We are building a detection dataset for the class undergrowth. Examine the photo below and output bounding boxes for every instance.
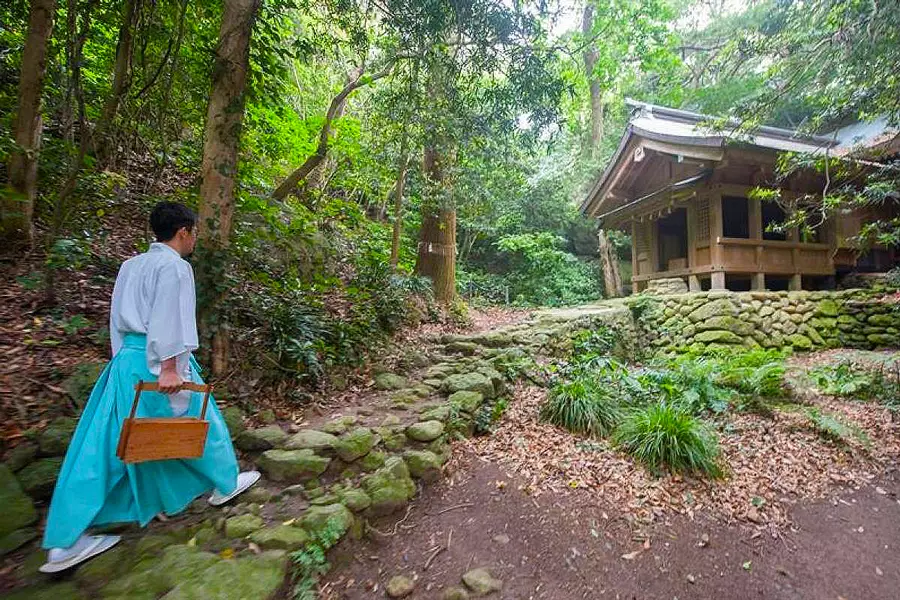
[811,361,900,413]
[540,378,623,437]
[290,518,346,600]
[614,402,724,478]
[803,407,871,449]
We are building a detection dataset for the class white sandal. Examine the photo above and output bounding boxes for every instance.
[39,534,121,573]
[208,470,261,506]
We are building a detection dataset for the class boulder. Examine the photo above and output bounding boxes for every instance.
[0,465,37,537]
[0,527,37,556]
[406,421,444,442]
[386,575,416,598]
[442,586,471,600]
[359,451,387,472]
[403,450,442,481]
[448,390,484,413]
[376,428,407,451]
[694,315,753,336]
[816,299,840,317]
[156,545,222,588]
[224,514,264,538]
[868,313,898,328]
[420,405,451,422]
[248,524,309,550]
[285,430,338,452]
[320,415,358,435]
[301,503,354,538]
[5,442,38,472]
[787,334,813,351]
[442,373,494,398]
[375,373,408,391]
[340,488,372,512]
[161,550,287,600]
[462,567,503,595]
[257,449,330,482]
[4,582,85,600]
[220,407,245,438]
[234,425,287,451]
[446,341,479,355]
[333,427,378,462]
[16,457,62,500]
[362,457,417,516]
[37,417,77,456]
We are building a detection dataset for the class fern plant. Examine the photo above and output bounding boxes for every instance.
[291,517,347,600]
[614,402,723,478]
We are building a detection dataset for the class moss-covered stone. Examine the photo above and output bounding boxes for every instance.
[4,582,86,600]
[285,429,338,452]
[16,457,61,500]
[320,415,358,435]
[334,427,377,462]
[248,524,309,550]
[257,449,330,482]
[301,503,354,538]
[403,450,442,481]
[220,407,245,438]
[0,465,37,538]
[234,425,287,451]
[447,390,484,413]
[375,373,408,390]
[693,330,742,344]
[340,488,372,512]
[160,551,287,600]
[787,334,814,350]
[816,299,840,317]
[687,298,737,322]
[225,514,265,538]
[406,420,444,442]
[0,527,37,556]
[359,450,387,472]
[362,456,417,516]
[37,417,77,456]
[442,373,494,398]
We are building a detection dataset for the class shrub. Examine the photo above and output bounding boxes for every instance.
[614,402,723,478]
[540,377,623,437]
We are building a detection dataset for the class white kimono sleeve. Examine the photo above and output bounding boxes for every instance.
[146,260,200,376]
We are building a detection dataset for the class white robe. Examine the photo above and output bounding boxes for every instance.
[109,242,200,414]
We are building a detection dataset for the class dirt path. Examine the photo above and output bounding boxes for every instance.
[323,450,900,599]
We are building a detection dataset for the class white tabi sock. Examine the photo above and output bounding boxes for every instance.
[48,533,95,562]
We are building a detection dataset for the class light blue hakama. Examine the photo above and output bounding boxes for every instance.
[42,333,238,549]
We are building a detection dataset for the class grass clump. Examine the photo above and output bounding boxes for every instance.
[614,402,724,478]
[540,378,623,437]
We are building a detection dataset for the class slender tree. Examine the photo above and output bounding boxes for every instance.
[3,0,56,245]
[197,0,261,375]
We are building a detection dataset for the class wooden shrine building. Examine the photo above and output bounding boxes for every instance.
[582,100,899,293]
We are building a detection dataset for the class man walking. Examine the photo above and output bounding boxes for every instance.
[40,201,259,573]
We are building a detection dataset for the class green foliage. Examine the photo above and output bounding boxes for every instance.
[474,396,508,435]
[60,314,92,335]
[290,516,346,600]
[803,408,870,449]
[614,402,723,478]
[63,362,104,409]
[489,232,600,306]
[811,361,900,413]
[540,377,624,438]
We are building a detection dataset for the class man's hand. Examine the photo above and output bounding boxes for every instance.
[158,358,183,394]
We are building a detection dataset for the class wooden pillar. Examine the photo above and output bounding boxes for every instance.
[689,275,701,292]
[789,273,802,291]
[631,220,639,280]
[686,202,697,269]
[711,271,726,290]
[752,272,765,291]
[709,191,723,268]
[648,218,660,273]
[748,196,762,239]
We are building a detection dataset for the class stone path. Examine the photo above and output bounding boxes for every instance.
[2,303,622,599]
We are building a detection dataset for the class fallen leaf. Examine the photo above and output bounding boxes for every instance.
[742,560,752,571]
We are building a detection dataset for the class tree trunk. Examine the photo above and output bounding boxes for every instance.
[197,0,260,376]
[583,5,621,297]
[598,229,623,298]
[582,4,603,159]
[389,128,410,269]
[415,145,456,303]
[95,0,139,167]
[3,0,56,246]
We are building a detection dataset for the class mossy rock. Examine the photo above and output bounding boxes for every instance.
[285,429,338,452]
[257,449,330,482]
[334,427,378,462]
[359,450,387,472]
[4,582,86,600]
[362,457,417,517]
[0,527,37,556]
[687,298,737,322]
[37,417,77,456]
[375,373,408,391]
[6,442,38,472]
[248,524,309,550]
[301,503,355,538]
[816,299,840,317]
[442,373,494,398]
[403,450,442,482]
[340,488,372,512]
[160,551,288,600]
[693,330,742,344]
[448,390,484,413]
[406,421,444,442]
[16,457,62,500]
[225,514,265,538]
[0,465,37,537]
[787,334,814,351]
[220,407,245,438]
[234,425,287,451]
[320,415,358,435]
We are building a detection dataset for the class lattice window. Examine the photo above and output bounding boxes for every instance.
[696,197,710,245]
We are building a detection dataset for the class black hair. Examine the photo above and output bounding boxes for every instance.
[150,201,196,242]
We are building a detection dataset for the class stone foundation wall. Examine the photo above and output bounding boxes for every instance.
[645,278,689,296]
[631,289,900,354]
